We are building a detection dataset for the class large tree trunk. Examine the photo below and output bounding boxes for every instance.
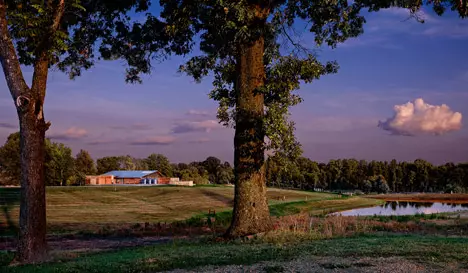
[225,33,272,238]
[1,0,64,264]
[16,107,48,263]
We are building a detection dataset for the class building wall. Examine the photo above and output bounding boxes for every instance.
[85,171,173,186]
[85,175,114,185]
[157,177,171,185]
[120,178,141,184]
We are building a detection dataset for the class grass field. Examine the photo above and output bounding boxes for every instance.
[2,234,467,272]
[1,186,380,235]
[2,187,468,271]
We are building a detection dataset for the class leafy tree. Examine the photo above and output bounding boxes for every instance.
[371,175,390,194]
[179,166,210,184]
[0,132,21,185]
[96,156,121,174]
[218,164,235,184]
[145,153,173,177]
[46,142,74,186]
[203,156,222,183]
[74,150,96,185]
[118,155,136,170]
[0,0,178,263]
[156,0,369,237]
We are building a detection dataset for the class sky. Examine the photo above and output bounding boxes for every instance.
[0,7,467,165]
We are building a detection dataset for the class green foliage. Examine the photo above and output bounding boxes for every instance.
[4,0,174,82]
[45,142,75,186]
[96,156,121,174]
[0,132,21,185]
[0,132,80,186]
[179,166,210,185]
[266,156,468,193]
[145,153,173,176]
[202,156,234,184]
[74,149,96,185]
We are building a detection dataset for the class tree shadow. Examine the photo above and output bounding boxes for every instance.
[0,188,20,236]
[199,189,234,206]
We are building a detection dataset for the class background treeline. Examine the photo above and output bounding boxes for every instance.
[0,132,467,193]
[266,156,468,194]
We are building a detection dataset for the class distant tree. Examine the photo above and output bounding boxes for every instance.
[180,166,209,184]
[145,154,173,177]
[0,132,64,186]
[362,180,373,193]
[133,158,148,170]
[218,166,234,184]
[0,132,21,185]
[203,156,222,183]
[118,155,136,170]
[96,156,121,174]
[74,150,96,185]
[389,159,398,192]
[371,175,390,194]
[46,143,74,186]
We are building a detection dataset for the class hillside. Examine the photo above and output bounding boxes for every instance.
[1,186,354,233]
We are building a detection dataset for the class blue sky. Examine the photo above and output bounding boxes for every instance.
[1,7,467,165]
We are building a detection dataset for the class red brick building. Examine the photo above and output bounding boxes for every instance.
[85,170,170,185]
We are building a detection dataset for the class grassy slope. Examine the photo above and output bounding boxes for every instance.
[1,186,381,235]
[2,234,467,272]
[0,186,336,226]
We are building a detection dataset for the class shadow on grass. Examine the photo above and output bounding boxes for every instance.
[199,189,234,206]
[0,188,20,236]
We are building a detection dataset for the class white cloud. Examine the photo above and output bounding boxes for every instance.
[378,98,463,136]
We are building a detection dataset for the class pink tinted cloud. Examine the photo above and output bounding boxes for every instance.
[0,122,16,129]
[189,137,211,144]
[378,98,463,136]
[172,120,222,134]
[48,127,88,140]
[130,135,176,145]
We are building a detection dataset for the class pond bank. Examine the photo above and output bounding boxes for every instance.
[367,193,468,204]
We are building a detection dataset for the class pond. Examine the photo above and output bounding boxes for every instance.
[334,201,468,216]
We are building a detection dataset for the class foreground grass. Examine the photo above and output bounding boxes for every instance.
[0,186,337,234]
[1,234,467,272]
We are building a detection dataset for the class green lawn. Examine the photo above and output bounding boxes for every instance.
[0,186,341,231]
[2,234,467,272]
[1,186,382,236]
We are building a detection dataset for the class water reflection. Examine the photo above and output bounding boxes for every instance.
[335,201,468,216]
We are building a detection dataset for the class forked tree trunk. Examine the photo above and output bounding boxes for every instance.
[16,109,48,263]
[225,34,272,238]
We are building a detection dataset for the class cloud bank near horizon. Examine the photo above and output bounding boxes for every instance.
[378,98,463,136]
[48,127,88,141]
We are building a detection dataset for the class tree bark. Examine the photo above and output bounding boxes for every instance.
[226,31,272,238]
[16,108,48,263]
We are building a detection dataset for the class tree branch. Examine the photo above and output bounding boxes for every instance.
[31,0,66,99]
[0,0,30,101]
